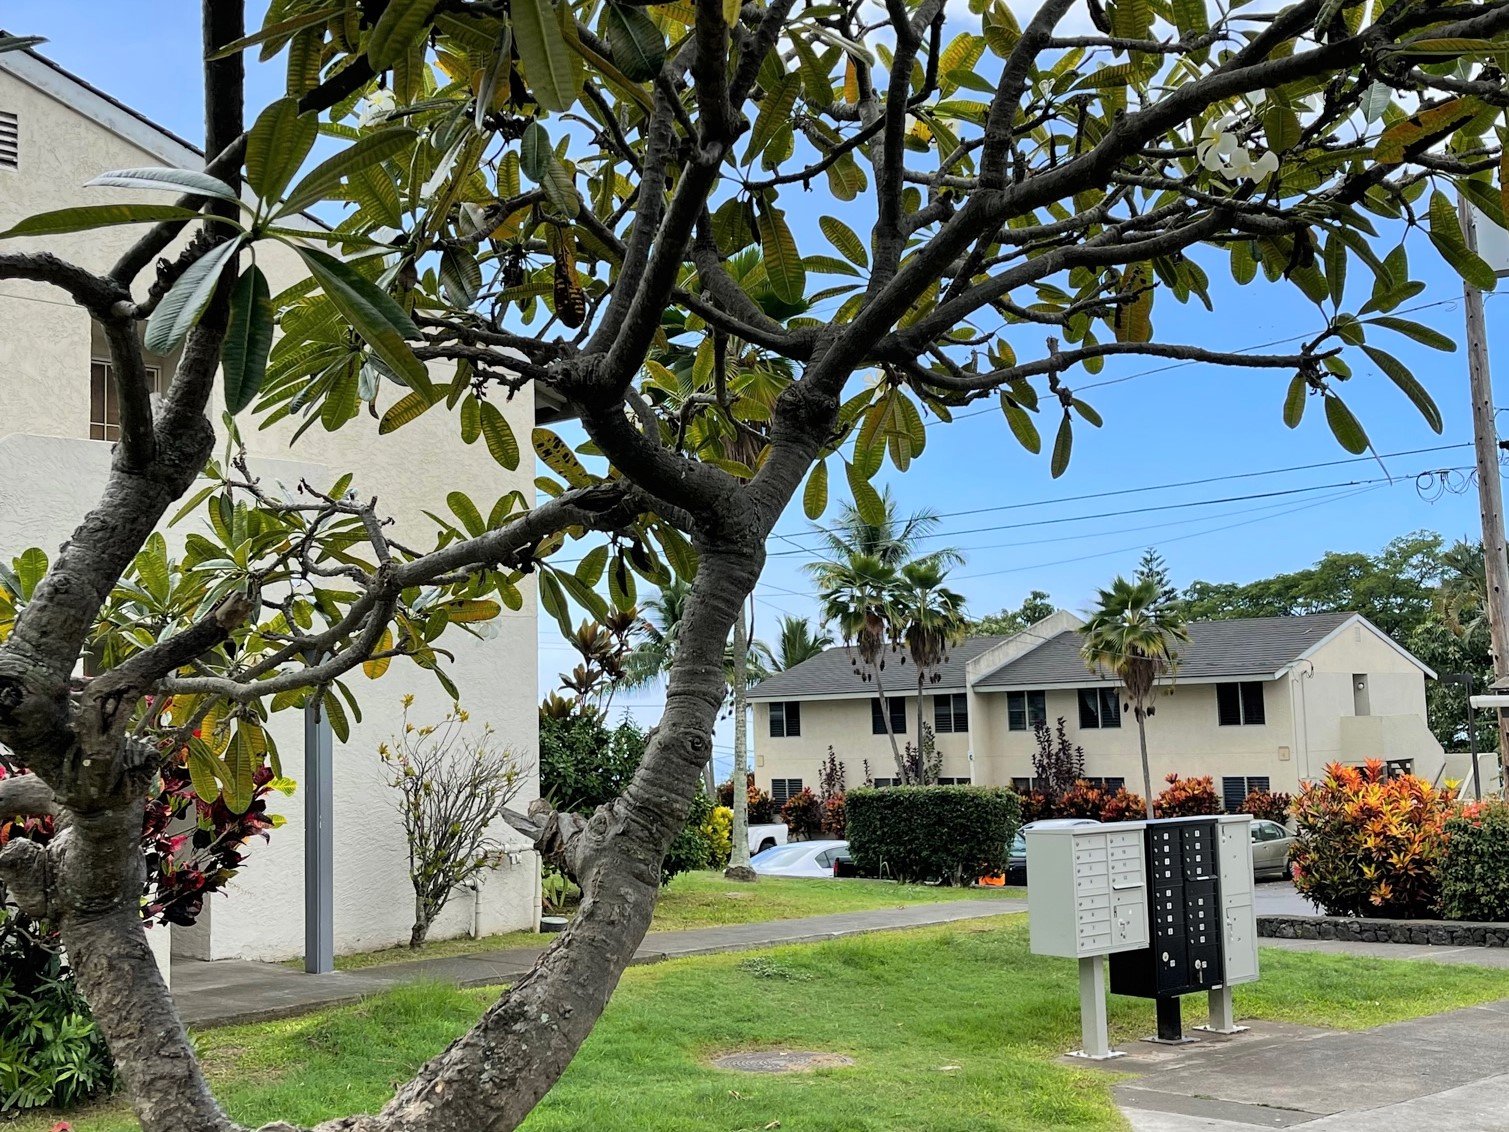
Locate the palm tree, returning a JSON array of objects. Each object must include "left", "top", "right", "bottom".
[
  {"left": 768, "top": 615, "right": 832, "bottom": 673},
  {"left": 817, "top": 552, "right": 906, "bottom": 763},
  {"left": 895, "top": 560, "right": 969, "bottom": 758},
  {"left": 1078, "top": 576, "right": 1190, "bottom": 818},
  {"left": 808, "top": 486, "right": 961, "bottom": 583}
]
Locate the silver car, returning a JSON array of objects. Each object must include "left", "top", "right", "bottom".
[
  {"left": 750, "top": 839, "right": 851, "bottom": 878},
  {"left": 1250, "top": 819, "right": 1295, "bottom": 880}
]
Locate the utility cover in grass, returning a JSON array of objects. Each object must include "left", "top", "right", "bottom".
[{"left": 712, "top": 1051, "right": 855, "bottom": 1073}]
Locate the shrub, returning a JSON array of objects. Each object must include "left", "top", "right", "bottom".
[
  {"left": 1290, "top": 760, "right": 1455, "bottom": 918},
  {"left": 703, "top": 805, "right": 733, "bottom": 871},
  {"left": 716, "top": 773, "right": 775, "bottom": 824},
  {"left": 538, "top": 713, "right": 644, "bottom": 812},
  {"left": 780, "top": 788, "right": 824, "bottom": 841},
  {"left": 1441, "top": 800, "right": 1509, "bottom": 922},
  {"left": 1154, "top": 774, "right": 1221, "bottom": 817},
  {"left": 1240, "top": 788, "right": 1293, "bottom": 825},
  {"left": 1057, "top": 780, "right": 1108, "bottom": 819},
  {"left": 1030, "top": 718, "right": 1084, "bottom": 797},
  {"left": 1100, "top": 788, "right": 1147, "bottom": 822},
  {"left": 0, "top": 930, "right": 112, "bottom": 1112},
  {"left": 662, "top": 789, "right": 716, "bottom": 883},
  {"left": 1018, "top": 790, "right": 1056, "bottom": 824},
  {"left": 845, "top": 786, "right": 1021, "bottom": 885},
  {"left": 820, "top": 794, "right": 846, "bottom": 838}
]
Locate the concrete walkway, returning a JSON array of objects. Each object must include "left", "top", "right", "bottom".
[
  {"left": 1113, "top": 995, "right": 1509, "bottom": 1131},
  {"left": 173, "top": 897, "right": 1026, "bottom": 1028}
]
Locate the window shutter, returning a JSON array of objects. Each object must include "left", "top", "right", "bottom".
[
  {"left": 1028, "top": 690, "right": 1046, "bottom": 728},
  {"left": 1222, "top": 776, "right": 1247, "bottom": 812},
  {"left": 769, "top": 702, "right": 785, "bottom": 738},
  {"left": 1250, "top": 775, "right": 1269, "bottom": 794},
  {"left": 0, "top": 112, "right": 17, "bottom": 169},
  {"left": 1078, "top": 688, "right": 1100, "bottom": 729},
  {"left": 1240, "top": 681, "right": 1266, "bottom": 725},
  {"left": 1217, "top": 683, "right": 1242, "bottom": 726},
  {"left": 785, "top": 701, "right": 801, "bottom": 737},
  {"left": 1099, "top": 688, "right": 1121, "bottom": 728},
  {"left": 871, "top": 699, "right": 887, "bottom": 735},
  {"left": 934, "top": 696, "right": 953, "bottom": 734},
  {"left": 954, "top": 693, "right": 969, "bottom": 733},
  {"left": 890, "top": 697, "right": 907, "bottom": 734}
]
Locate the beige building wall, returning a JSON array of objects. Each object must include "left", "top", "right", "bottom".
[{"left": 0, "top": 61, "right": 541, "bottom": 959}]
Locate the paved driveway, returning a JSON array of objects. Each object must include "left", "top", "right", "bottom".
[{"left": 1252, "top": 879, "right": 1319, "bottom": 917}]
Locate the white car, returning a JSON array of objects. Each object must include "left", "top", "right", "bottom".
[{"left": 750, "top": 839, "right": 851, "bottom": 878}]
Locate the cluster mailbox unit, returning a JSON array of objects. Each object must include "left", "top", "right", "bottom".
[{"left": 1026, "top": 815, "right": 1260, "bottom": 1057}]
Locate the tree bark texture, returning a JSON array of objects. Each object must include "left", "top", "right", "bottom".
[{"left": 727, "top": 602, "right": 753, "bottom": 875}]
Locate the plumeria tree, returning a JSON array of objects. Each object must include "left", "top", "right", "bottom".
[{"left": 1, "top": 2, "right": 1508, "bottom": 1130}]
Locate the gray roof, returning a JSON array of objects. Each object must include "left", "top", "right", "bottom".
[
  {"left": 973, "top": 612, "right": 1358, "bottom": 689},
  {"left": 748, "top": 635, "right": 1014, "bottom": 701}
]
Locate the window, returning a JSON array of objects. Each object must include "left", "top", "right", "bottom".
[
  {"left": 936, "top": 777, "right": 972, "bottom": 786},
  {"left": 90, "top": 360, "right": 164, "bottom": 442},
  {"left": 1217, "top": 681, "right": 1266, "bottom": 726},
  {"left": 934, "top": 693, "right": 969, "bottom": 734},
  {"left": 1011, "top": 777, "right": 1035, "bottom": 792},
  {"left": 871, "top": 697, "right": 906, "bottom": 735},
  {"left": 770, "top": 778, "right": 803, "bottom": 805},
  {"left": 872, "top": 777, "right": 897, "bottom": 788},
  {"left": 768, "top": 701, "right": 802, "bottom": 738},
  {"left": 0, "top": 111, "right": 17, "bottom": 170},
  {"left": 1007, "top": 690, "right": 1046, "bottom": 731},
  {"left": 1221, "top": 775, "right": 1270, "bottom": 812},
  {"left": 1078, "top": 687, "right": 1121, "bottom": 729}
]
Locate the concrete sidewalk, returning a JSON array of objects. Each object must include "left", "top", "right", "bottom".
[
  {"left": 1113, "top": 997, "right": 1509, "bottom": 1130},
  {"left": 173, "top": 897, "right": 1026, "bottom": 1028}
]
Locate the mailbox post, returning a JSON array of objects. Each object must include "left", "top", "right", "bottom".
[{"left": 1026, "top": 822, "right": 1150, "bottom": 1059}]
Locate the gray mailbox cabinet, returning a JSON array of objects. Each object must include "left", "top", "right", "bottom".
[{"left": 1027, "top": 823, "right": 1150, "bottom": 958}]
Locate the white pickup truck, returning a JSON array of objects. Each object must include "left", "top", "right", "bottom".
[{"left": 748, "top": 823, "right": 788, "bottom": 855}]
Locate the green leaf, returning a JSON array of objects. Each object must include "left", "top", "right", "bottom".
[
  {"left": 820, "top": 215, "right": 868, "bottom": 268},
  {"left": 520, "top": 122, "right": 551, "bottom": 182},
  {"left": 1365, "top": 315, "right": 1456, "bottom": 352},
  {"left": 1428, "top": 190, "right": 1498, "bottom": 291},
  {"left": 209, "top": 7, "right": 341, "bottom": 59},
  {"left": 1324, "top": 232, "right": 1347, "bottom": 308},
  {"left": 0, "top": 35, "right": 47, "bottom": 54},
  {"left": 246, "top": 98, "right": 317, "bottom": 203},
  {"left": 1362, "top": 345, "right": 1443, "bottom": 433},
  {"left": 1324, "top": 394, "right": 1370, "bottom": 455},
  {"left": 651, "top": 523, "right": 698, "bottom": 580},
  {"left": 1283, "top": 373, "right": 1307, "bottom": 428},
  {"left": 1050, "top": 411, "right": 1072, "bottom": 478},
  {"left": 512, "top": 0, "right": 579, "bottom": 111},
  {"left": 379, "top": 386, "right": 440, "bottom": 434},
  {"left": 538, "top": 570, "right": 574, "bottom": 638},
  {"left": 604, "top": 3, "right": 665, "bottom": 82},
  {"left": 0, "top": 203, "right": 207, "bottom": 241},
  {"left": 758, "top": 202, "right": 805, "bottom": 304},
  {"left": 448, "top": 491, "right": 486, "bottom": 537},
  {"left": 278, "top": 127, "right": 418, "bottom": 215},
  {"left": 577, "top": 544, "right": 609, "bottom": 587},
  {"left": 144, "top": 237, "right": 243, "bottom": 355},
  {"left": 844, "top": 460, "right": 885, "bottom": 526},
  {"left": 296, "top": 247, "right": 435, "bottom": 397},
  {"left": 1001, "top": 395, "right": 1041, "bottom": 453},
  {"left": 368, "top": 0, "right": 437, "bottom": 69},
  {"left": 222, "top": 265, "right": 274, "bottom": 415},
  {"left": 440, "top": 247, "right": 483, "bottom": 307},
  {"left": 479, "top": 399, "right": 521, "bottom": 470},
  {"left": 85, "top": 167, "right": 241, "bottom": 202},
  {"left": 746, "top": 74, "right": 801, "bottom": 163},
  {"left": 804, "top": 459, "right": 829, "bottom": 519}
]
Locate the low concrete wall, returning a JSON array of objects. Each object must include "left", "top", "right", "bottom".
[{"left": 1258, "top": 914, "right": 1509, "bottom": 947}]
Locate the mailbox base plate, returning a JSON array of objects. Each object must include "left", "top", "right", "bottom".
[{"left": 1067, "top": 1048, "right": 1128, "bottom": 1061}]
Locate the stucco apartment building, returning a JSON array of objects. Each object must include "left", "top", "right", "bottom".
[
  {"left": 750, "top": 609, "right": 1454, "bottom": 807},
  {"left": 0, "top": 48, "right": 541, "bottom": 961}
]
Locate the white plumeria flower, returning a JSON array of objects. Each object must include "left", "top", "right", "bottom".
[{"left": 357, "top": 89, "right": 397, "bottom": 128}]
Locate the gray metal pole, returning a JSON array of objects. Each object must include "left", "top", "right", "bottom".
[
  {"left": 304, "top": 696, "right": 334, "bottom": 974},
  {"left": 1458, "top": 194, "right": 1509, "bottom": 788},
  {"left": 1466, "top": 676, "right": 1482, "bottom": 801}
]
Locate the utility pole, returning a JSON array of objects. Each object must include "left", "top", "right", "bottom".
[{"left": 1459, "top": 194, "right": 1509, "bottom": 785}]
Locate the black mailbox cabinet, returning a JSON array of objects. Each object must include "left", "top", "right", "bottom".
[{"left": 1109, "top": 818, "right": 1225, "bottom": 999}]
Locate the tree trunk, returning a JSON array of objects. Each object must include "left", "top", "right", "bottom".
[
  {"left": 726, "top": 603, "right": 755, "bottom": 880},
  {"left": 873, "top": 668, "right": 903, "bottom": 770},
  {"left": 410, "top": 898, "right": 432, "bottom": 949},
  {"left": 916, "top": 669, "right": 926, "bottom": 765},
  {"left": 1136, "top": 707, "right": 1156, "bottom": 819}
]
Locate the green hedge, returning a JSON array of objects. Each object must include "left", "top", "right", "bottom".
[
  {"left": 845, "top": 786, "right": 1021, "bottom": 885},
  {"left": 1442, "top": 802, "right": 1509, "bottom": 922}
]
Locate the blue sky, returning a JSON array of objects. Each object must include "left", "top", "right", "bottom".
[{"left": 12, "top": 4, "right": 1505, "bottom": 779}]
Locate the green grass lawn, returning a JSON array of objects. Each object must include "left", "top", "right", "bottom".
[
  {"left": 23, "top": 917, "right": 1509, "bottom": 1132},
  {"left": 324, "top": 872, "right": 1026, "bottom": 970}
]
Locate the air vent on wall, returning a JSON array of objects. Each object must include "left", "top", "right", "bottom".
[{"left": 0, "top": 111, "right": 17, "bottom": 169}]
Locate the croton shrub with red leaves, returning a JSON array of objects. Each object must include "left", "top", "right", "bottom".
[
  {"left": 1290, "top": 760, "right": 1456, "bottom": 919},
  {"left": 1153, "top": 774, "right": 1222, "bottom": 817}
]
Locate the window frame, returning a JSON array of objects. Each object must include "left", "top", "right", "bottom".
[
  {"left": 1077, "top": 687, "right": 1122, "bottom": 729},
  {"left": 90, "top": 358, "right": 164, "bottom": 442},
  {"left": 768, "top": 700, "right": 802, "bottom": 738},
  {"left": 1007, "top": 689, "right": 1046, "bottom": 732},
  {"left": 0, "top": 110, "right": 18, "bottom": 170},
  {"left": 870, "top": 696, "right": 907, "bottom": 736},
  {"left": 1221, "top": 774, "right": 1271, "bottom": 812},
  {"left": 770, "top": 778, "right": 803, "bottom": 806},
  {"left": 933, "top": 692, "right": 969, "bottom": 734},
  {"left": 1217, "top": 681, "right": 1267, "bottom": 727}
]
